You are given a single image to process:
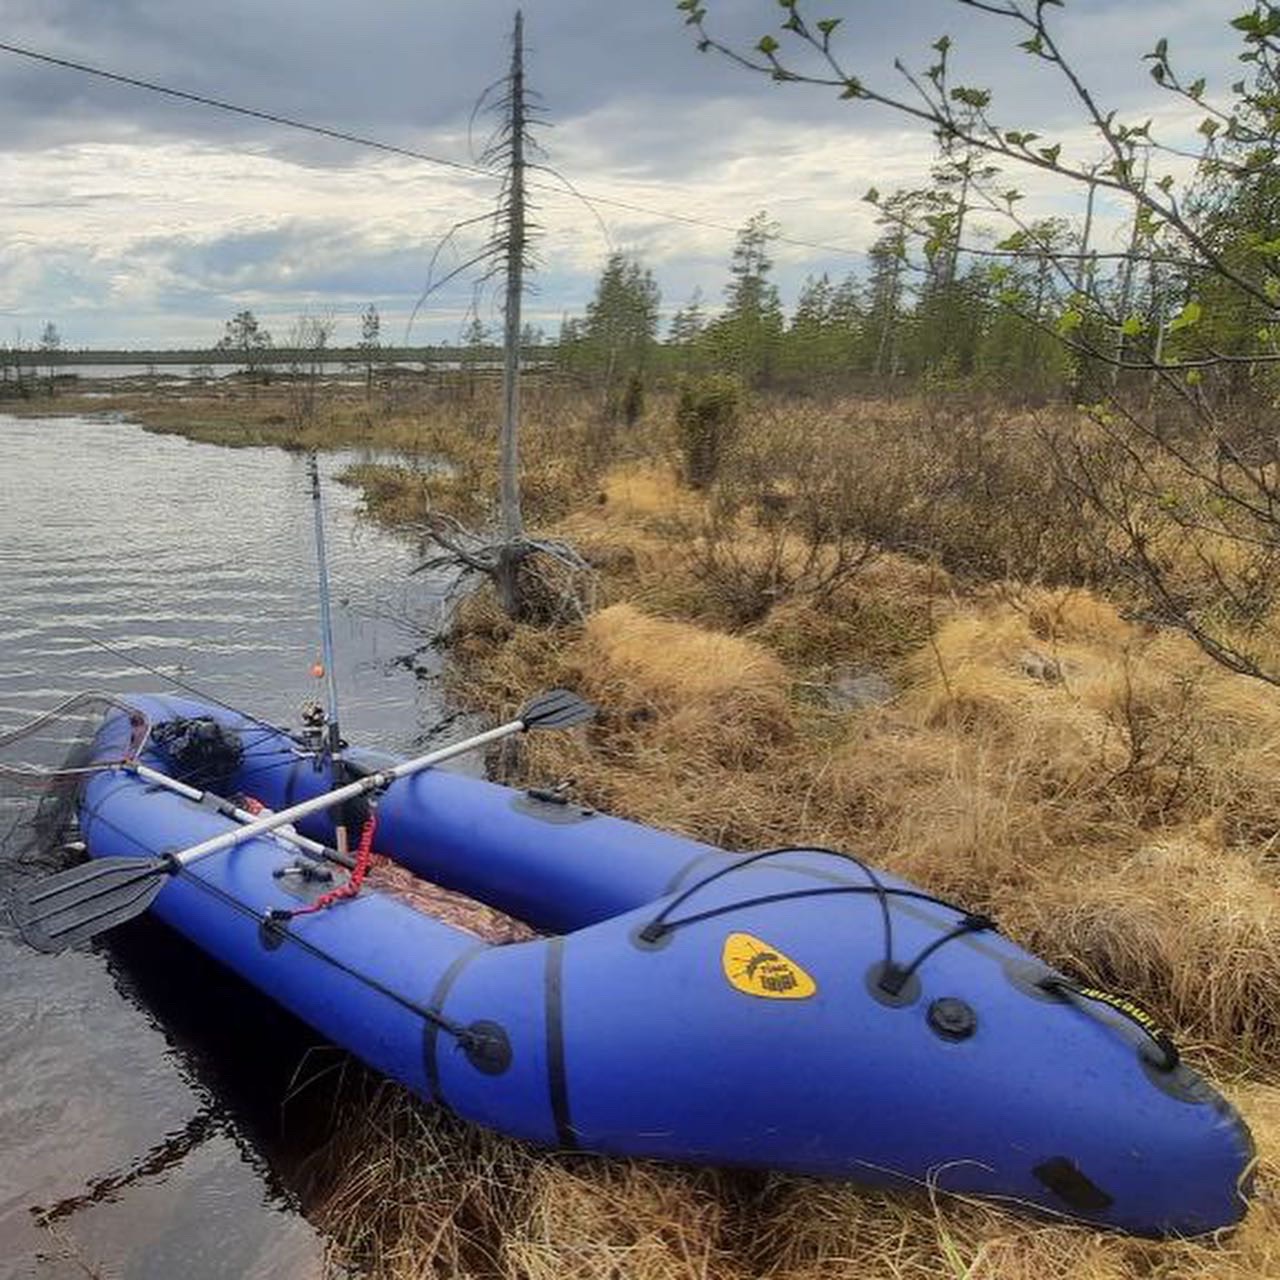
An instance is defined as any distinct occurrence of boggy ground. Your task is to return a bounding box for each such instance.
[60,375,1280,1277]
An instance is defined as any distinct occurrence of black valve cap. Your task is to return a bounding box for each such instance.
[928,996,978,1041]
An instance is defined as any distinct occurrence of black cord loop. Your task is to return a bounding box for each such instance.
[879,912,997,996]
[639,846,993,996]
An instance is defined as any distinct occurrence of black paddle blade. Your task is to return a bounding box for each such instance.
[519,688,596,731]
[11,855,170,953]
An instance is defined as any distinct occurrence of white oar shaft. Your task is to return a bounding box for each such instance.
[132,763,329,860]
[172,718,524,869]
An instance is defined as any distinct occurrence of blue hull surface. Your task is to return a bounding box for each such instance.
[75,694,1254,1237]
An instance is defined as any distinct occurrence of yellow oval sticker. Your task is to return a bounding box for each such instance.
[722,932,816,1000]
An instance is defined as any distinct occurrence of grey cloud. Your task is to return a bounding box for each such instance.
[0,0,1251,345]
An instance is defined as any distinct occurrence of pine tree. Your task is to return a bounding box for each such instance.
[582,252,660,417]
[712,211,784,386]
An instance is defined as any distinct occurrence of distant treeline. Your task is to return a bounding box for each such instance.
[0,346,494,367]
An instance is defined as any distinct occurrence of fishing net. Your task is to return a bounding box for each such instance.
[0,693,150,882]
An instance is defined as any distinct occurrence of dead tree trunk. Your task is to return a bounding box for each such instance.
[495,9,528,617]
[412,10,591,625]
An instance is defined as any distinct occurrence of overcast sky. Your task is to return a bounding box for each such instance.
[0,1,1246,349]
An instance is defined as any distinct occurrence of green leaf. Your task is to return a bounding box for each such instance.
[1186,368,1203,386]
[863,186,880,203]
[1188,77,1206,99]
[1039,143,1061,165]
[933,35,952,53]
[757,34,780,55]
[1169,300,1202,331]
[1122,314,1144,337]
[1199,117,1220,138]
[818,17,841,37]
[1058,309,1083,334]
[950,86,991,109]
[1153,37,1168,60]
[840,76,865,98]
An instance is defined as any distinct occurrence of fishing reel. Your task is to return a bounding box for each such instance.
[298,700,328,753]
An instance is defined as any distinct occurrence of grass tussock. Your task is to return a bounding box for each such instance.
[576,604,792,763]
[1023,834,1280,1067]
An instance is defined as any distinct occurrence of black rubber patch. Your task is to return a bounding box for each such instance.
[463,1020,513,1075]
[510,794,597,825]
[928,997,977,1041]
[545,937,577,1148]
[1140,1053,1224,1105]
[1003,960,1068,1002]
[1032,1157,1114,1214]
[422,943,486,1107]
[271,863,348,905]
[866,960,921,1007]
[629,921,674,951]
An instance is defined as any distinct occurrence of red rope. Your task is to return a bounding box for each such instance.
[281,812,378,918]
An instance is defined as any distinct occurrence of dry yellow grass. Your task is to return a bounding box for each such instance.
[1023,833,1280,1068]
[122,382,1280,1277]
[577,603,790,753]
[390,456,1280,1278]
[311,1077,1280,1279]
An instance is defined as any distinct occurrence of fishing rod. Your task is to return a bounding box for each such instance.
[72,628,288,742]
[306,450,349,852]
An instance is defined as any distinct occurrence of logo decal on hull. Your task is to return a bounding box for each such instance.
[722,932,816,1000]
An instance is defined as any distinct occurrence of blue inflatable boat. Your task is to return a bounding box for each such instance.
[50,694,1254,1236]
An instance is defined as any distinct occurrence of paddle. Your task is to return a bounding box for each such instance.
[12,688,594,953]
[129,762,354,869]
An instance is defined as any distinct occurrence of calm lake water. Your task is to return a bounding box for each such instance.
[0,415,452,1278]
